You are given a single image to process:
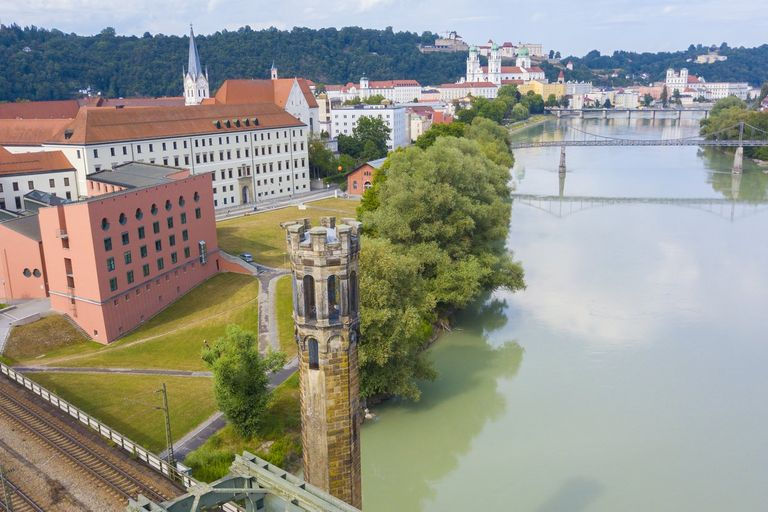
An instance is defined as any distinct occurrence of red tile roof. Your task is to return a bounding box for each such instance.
[368,80,421,88]
[214,79,318,109]
[0,119,73,146]
[0,100,81,119]
[439,82,497,88]
[47,103,304,145]
[0,147,74,176]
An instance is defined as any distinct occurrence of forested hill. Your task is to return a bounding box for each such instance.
[562,44,768,87]
[0,24,467,102]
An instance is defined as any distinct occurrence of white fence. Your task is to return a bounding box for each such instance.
[0,361,199,490]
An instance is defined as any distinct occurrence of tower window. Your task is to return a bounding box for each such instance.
[303,275,316,320]
[327,275,340,322]
[308,338,319,370]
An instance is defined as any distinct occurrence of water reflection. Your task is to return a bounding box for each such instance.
[362,298,524,512]
[698,147,768,201]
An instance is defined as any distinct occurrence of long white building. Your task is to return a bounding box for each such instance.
[330,104,409,151]
[0,147,78,213]
[665,68,749,100]
[326,78,422,104]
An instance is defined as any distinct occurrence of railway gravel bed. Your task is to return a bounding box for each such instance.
[0,377,183,510]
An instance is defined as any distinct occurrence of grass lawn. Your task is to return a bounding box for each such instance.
[3,315,102,363]
[29,372,216,453]
[21,273,259,370]
[217,198,359,268]
[184,373,301,482]
[275,275,296,358]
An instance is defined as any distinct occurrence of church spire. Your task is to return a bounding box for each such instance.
[188,24,203,79]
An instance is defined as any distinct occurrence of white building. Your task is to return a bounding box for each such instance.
[466,45,545,86]
[183,25,210,106]
[325,78,422,104]
[330,104,409,151]
[666,68,749,100]
[0,147,78,212]
[437,82,499,101]
[565,82,594,96]
[613,91,640,109]
[695,53,727,64]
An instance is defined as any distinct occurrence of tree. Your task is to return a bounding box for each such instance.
[672,88,682,105]
[511,103,529,121]
[643,93,654,107]
[660,85,669,107]
[545,94,559,107]
[414,121,466,149]
[603,98,612,108]
[363,94,386,105]
[337,116,390,164]
[548,49,555,59]
[308,138,337,179]
[559,96,570,108]
[202,326,285,438]
[555,51,561,59]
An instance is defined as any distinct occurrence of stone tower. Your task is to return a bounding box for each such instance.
[282,217,363,509]
[184,25,209,106]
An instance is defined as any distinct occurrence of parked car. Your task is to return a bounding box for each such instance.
[240,253,254,263]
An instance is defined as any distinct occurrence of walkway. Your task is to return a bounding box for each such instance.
[215,188,339,222]
[14,366,213,377]
[0,299,51,353]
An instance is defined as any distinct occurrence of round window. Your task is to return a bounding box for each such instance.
[151,203,158,215]
[101,218,110,231]
[165,199,172,211]
[194,191,200,202]
[23,268,31,277]
[135,208,143,220]
[33,269,41,278]
[178,195,185,207]
[119,213,127,225]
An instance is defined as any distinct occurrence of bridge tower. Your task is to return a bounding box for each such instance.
[281,217,363,509]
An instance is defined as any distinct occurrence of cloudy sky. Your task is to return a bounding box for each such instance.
[1,0,766,56]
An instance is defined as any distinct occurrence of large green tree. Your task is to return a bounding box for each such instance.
[337,116,390,164]
[202,326,285,438]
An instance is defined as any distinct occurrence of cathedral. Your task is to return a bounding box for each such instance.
[465,43,546,85]
[183,25,210,105]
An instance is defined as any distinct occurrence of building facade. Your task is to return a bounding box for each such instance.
[325,78,422,104]
[665,68,749,100]
[466,45,545,86]
[282,217,363,508]
[346,158,385,196]
[0,147,78,212]
[330,104,409,150]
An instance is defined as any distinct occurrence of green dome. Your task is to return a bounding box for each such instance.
[518,47,530,56]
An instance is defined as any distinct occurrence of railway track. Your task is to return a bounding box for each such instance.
[0,384,173,505]
[0,474,45,512]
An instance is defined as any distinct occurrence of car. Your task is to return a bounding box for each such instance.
[240,253,254,263]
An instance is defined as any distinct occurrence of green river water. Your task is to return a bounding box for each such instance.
[361,117,768,511]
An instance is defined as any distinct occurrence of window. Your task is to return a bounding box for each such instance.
[142,263,150,277]
[140,245,148,258]
[165,199,172,211]
[303,275,316,320]
[126,270,134,284]
[106,257,115,271]
[138,226,145,239]
[121,232,129,245]
[101,217,110,231]
[167,216,174,229]
[149,143,154,152]
[153,221,160,234]
[171,252,178,264]
[328,275,340,322]
[157,258,165,270]
[12,182,18,192]
[198,240,208,264]
[104,237,112,251]
[178,195,185,207]
[194,191,200,202]
[180,212,187,225]
[49,178,55,187]
[195,207,201,219]
[93,149,99,158]
[135,208,143,220]
[182,229,189,241]
[308,338,319,370]
[151,203,158,215]
[184,247,191,258]
[155,240,162,251]
[109,277,118,291]
[169,235,176,246]
[123,146,128,155]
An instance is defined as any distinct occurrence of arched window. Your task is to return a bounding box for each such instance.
[327,275,340,322]
[308,338,319,370]
[303,275,316,320]
[349,271,358,314]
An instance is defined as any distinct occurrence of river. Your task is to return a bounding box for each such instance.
[361,117,768,511]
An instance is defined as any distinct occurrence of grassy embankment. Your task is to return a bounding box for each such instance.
[216,198,359,268]
[507,113,550,133]
[184,373,301,482]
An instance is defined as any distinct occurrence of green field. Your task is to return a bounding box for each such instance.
[184,373,301,482]
[275,275,296,358]
[20,273,259,370]
[3,315,102,363]
[29,372,216,453]
[216,198,359,268]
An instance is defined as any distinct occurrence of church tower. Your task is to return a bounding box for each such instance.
[282,217,363,509]
[184,25,209,106]
[271,61,278,80]
[488,42,502,85]
[466,46,481,83]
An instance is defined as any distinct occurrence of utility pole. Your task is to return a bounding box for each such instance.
[0,465,12,512]
[156,383,175,471]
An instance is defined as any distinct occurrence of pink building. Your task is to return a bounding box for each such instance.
[1,162,220,343]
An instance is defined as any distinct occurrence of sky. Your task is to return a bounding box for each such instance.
[1,0,766,56]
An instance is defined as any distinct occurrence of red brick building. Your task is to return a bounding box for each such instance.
[346,158,386,196]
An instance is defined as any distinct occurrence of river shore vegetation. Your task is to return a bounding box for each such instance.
[356,117,525,401]
[700,96,768,161]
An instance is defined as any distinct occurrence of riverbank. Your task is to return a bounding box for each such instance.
[507,114,550,134]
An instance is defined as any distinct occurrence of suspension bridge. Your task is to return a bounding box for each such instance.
[511,121,768,174]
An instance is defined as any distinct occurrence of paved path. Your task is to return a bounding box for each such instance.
[160,357,299,460]
[215,188,339,222]
[14,366,213,377]
[0,299,51,353]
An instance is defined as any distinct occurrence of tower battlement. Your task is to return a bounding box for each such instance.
[281,217,361,263]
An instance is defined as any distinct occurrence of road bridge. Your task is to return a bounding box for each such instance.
[546,107,711,120]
